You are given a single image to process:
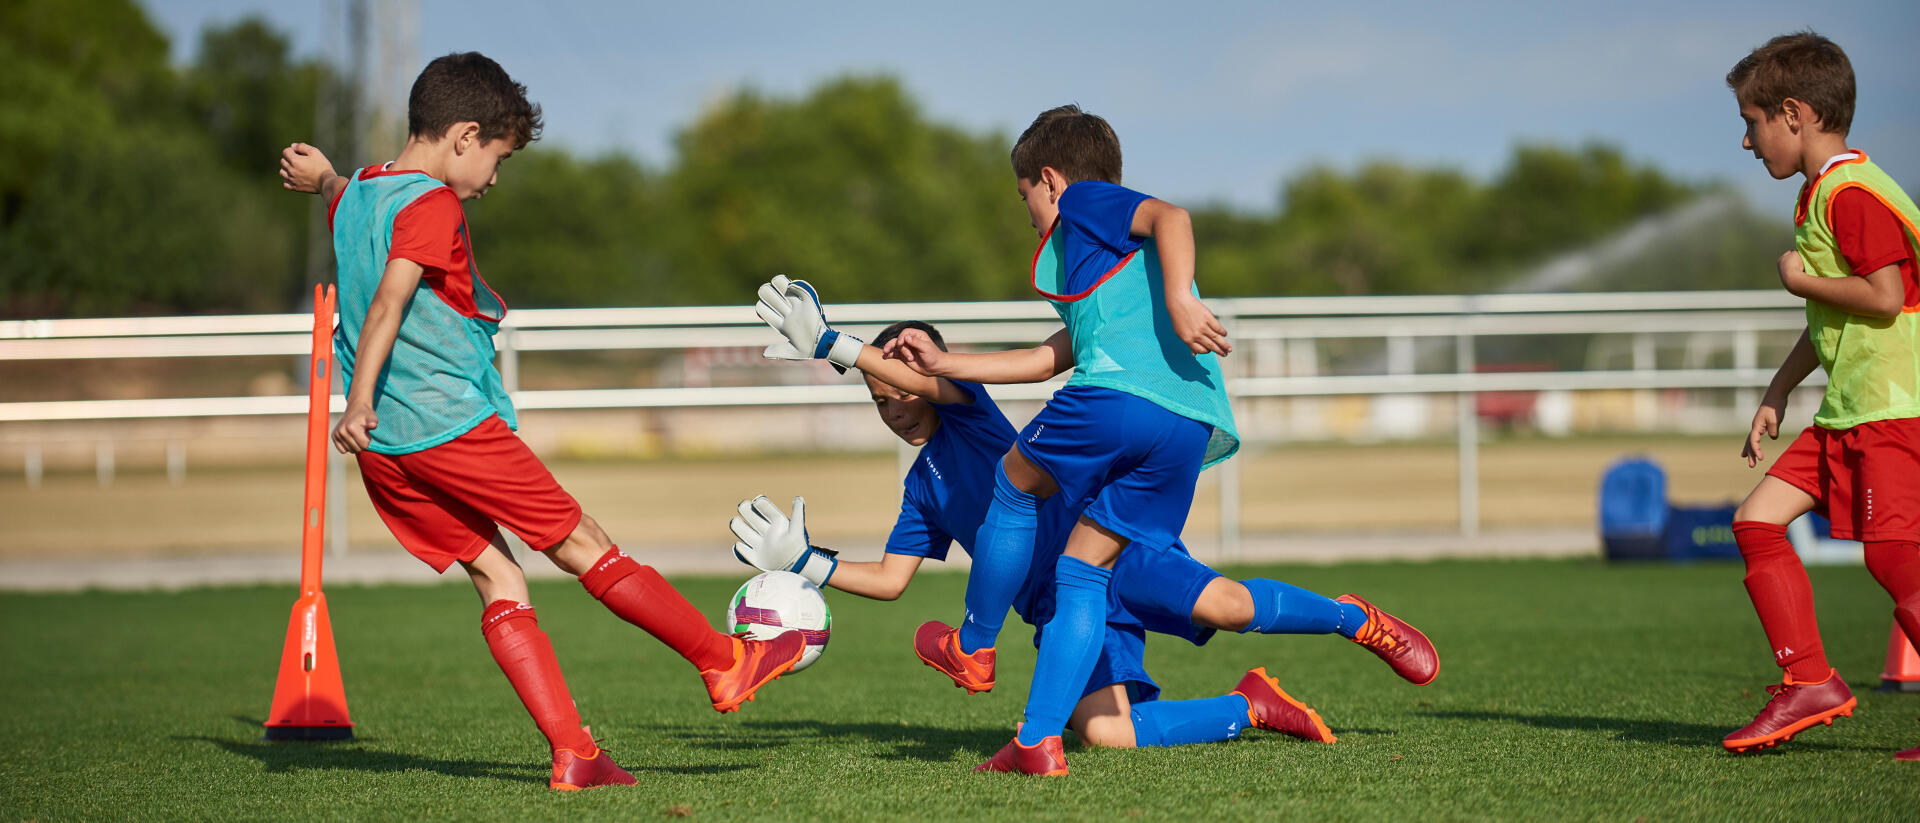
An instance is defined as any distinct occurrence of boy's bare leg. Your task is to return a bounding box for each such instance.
[1189,578,1256,631]
[1726,475,1854,752]
[1070,684,1137,748]
[462,534,530,604]
[554,513,805,711]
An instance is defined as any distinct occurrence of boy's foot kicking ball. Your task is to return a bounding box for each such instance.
[1722,669,1856,752]
[914,621,996,694]
[703,631,808,713]
[550,737,637,791]
[974,735,1069,777]
[1232,667,1336,744]
[1336,594,1440,686]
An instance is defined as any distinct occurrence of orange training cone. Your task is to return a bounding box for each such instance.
[1879,620,1920,694]
[264,284,354,740]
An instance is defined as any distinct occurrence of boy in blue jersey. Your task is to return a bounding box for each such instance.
[276,53,805,791]
[882,106,1438,775]
[735,317,1346,748]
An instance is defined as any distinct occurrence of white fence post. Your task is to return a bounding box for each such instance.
[25,444,42,490]
[166,440,186,486]
[95,440,114,487]
[1456,324,1480,538]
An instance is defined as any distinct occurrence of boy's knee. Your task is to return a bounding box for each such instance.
[542,514,613,576]
[1192,580,1255,632]
[1000,449,1058,498]
[1073,715,1137,749]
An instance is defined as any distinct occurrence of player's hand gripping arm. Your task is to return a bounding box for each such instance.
[1742,327,1818,468]
[882,327,1072,384]
[331,258,423,454]
[281,143,347,202]
[729,496,840,586]
[1777,250,1906,319]
[1131,198,1230,356]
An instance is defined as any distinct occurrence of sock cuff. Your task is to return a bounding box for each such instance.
[579,546,639,598]
[481,599,538,638]
[1732,520,1789,537]
[1055,554,1112,588]
[992,464,1041,513]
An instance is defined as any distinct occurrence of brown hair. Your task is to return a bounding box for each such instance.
[1726,31,1854,135]
[1010,105,1122,184]
[408,52,543,148]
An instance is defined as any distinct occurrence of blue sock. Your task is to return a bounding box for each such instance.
[1017,556,1111,746]
[1239,578,1368,639]
[959,465,1040,654]
[1129,695,1250,747]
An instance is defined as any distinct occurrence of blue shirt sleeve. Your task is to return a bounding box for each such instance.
[1058,181,1152,256]
[884,490,952,561]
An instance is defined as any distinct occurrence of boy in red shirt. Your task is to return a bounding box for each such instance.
[279,53,805,788]
[1724,32,1920,760]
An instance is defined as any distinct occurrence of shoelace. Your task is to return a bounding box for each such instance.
[1354,608,1408,658]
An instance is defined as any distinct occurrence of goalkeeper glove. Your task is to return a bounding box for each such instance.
[728,495,838,586]
[755,274,863,373]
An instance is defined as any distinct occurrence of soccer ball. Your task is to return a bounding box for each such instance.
[725,571,831,673]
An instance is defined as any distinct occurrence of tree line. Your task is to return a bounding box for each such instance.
[0,0,1784,319]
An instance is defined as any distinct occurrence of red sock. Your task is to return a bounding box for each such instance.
[1864,541,1920,645]
[481,600,596,757]
[579,547,735,672]
[1733,521,1831,681]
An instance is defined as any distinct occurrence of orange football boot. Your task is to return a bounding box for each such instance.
[701,631,806,713]
[550,742,636,791]
[1337,594,1439,686]
[975,735,1068,776]
[913,621,995,694]
[1231,667,1336,744]
[1722,669,1856,753]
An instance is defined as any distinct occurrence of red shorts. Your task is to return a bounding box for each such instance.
[356,416,583,572]
[1766,417,1920,541]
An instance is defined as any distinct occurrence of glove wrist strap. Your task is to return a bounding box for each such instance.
[796,549,837,587]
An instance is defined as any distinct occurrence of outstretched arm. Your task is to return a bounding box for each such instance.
[1742,327,1819,468]
[882,327,1072,384]
[1131,198,1230,356]
[823,553,926,600]
[852,346,975,404]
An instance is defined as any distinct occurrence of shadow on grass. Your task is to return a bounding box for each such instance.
[1419,709,1865,752]
[632,719,1005,763]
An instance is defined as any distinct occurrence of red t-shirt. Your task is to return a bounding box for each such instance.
[328,164,504,321]
[1829,187,1918,308]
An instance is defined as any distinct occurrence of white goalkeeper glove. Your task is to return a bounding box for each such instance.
[755,274,863,373]
[729,495,838,586]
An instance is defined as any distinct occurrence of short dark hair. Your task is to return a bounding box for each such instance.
[408,52,543,148]
[1727,31,1854,135]
[871,320,947,352]
[1011,105,1122,184]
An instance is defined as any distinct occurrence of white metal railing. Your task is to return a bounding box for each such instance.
[2,290,1817,552]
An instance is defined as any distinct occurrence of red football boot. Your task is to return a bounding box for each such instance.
[1899,719,1920,762]
[701,631,806,713]
[550,743,637,791]
[974,735,1068,776]
[1337,594,1439,686]
[1722,669,1856,753]
[1231,667,1336,744]
[913,621,995,694]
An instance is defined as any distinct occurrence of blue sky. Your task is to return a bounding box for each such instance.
[148,0,1918,214]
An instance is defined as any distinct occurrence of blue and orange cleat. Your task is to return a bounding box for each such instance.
[913,621,995,694]
[550,742,636,791]
[1722,669,1855,753]
[975,735,1068,776]
[1232,667,1336,744]
[1337,593,1439,686]
[702,630,806,713]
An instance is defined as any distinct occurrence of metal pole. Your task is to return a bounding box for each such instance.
[1455,325,1479,538]
[1733,326,1758,421]
[25,444,41,490]
[166,440,186,486]
[1218,308,1242,562]
[1633,332,1656,429]
[96,440,114,488]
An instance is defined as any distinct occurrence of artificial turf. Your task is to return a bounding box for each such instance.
[2,558,1914,821]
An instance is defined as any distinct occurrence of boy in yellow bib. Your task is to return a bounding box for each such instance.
[1723,31,1920,760]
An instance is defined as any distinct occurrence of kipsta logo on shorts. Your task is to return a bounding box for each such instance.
[1028,424,1045,443]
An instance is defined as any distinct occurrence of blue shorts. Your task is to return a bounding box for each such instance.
[1015,385,1210,553]
[1085,623,1159,702]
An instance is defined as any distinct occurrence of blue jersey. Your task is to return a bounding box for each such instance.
[1054,181,1154,295]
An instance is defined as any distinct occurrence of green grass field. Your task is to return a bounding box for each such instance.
[4,559,1915,821]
